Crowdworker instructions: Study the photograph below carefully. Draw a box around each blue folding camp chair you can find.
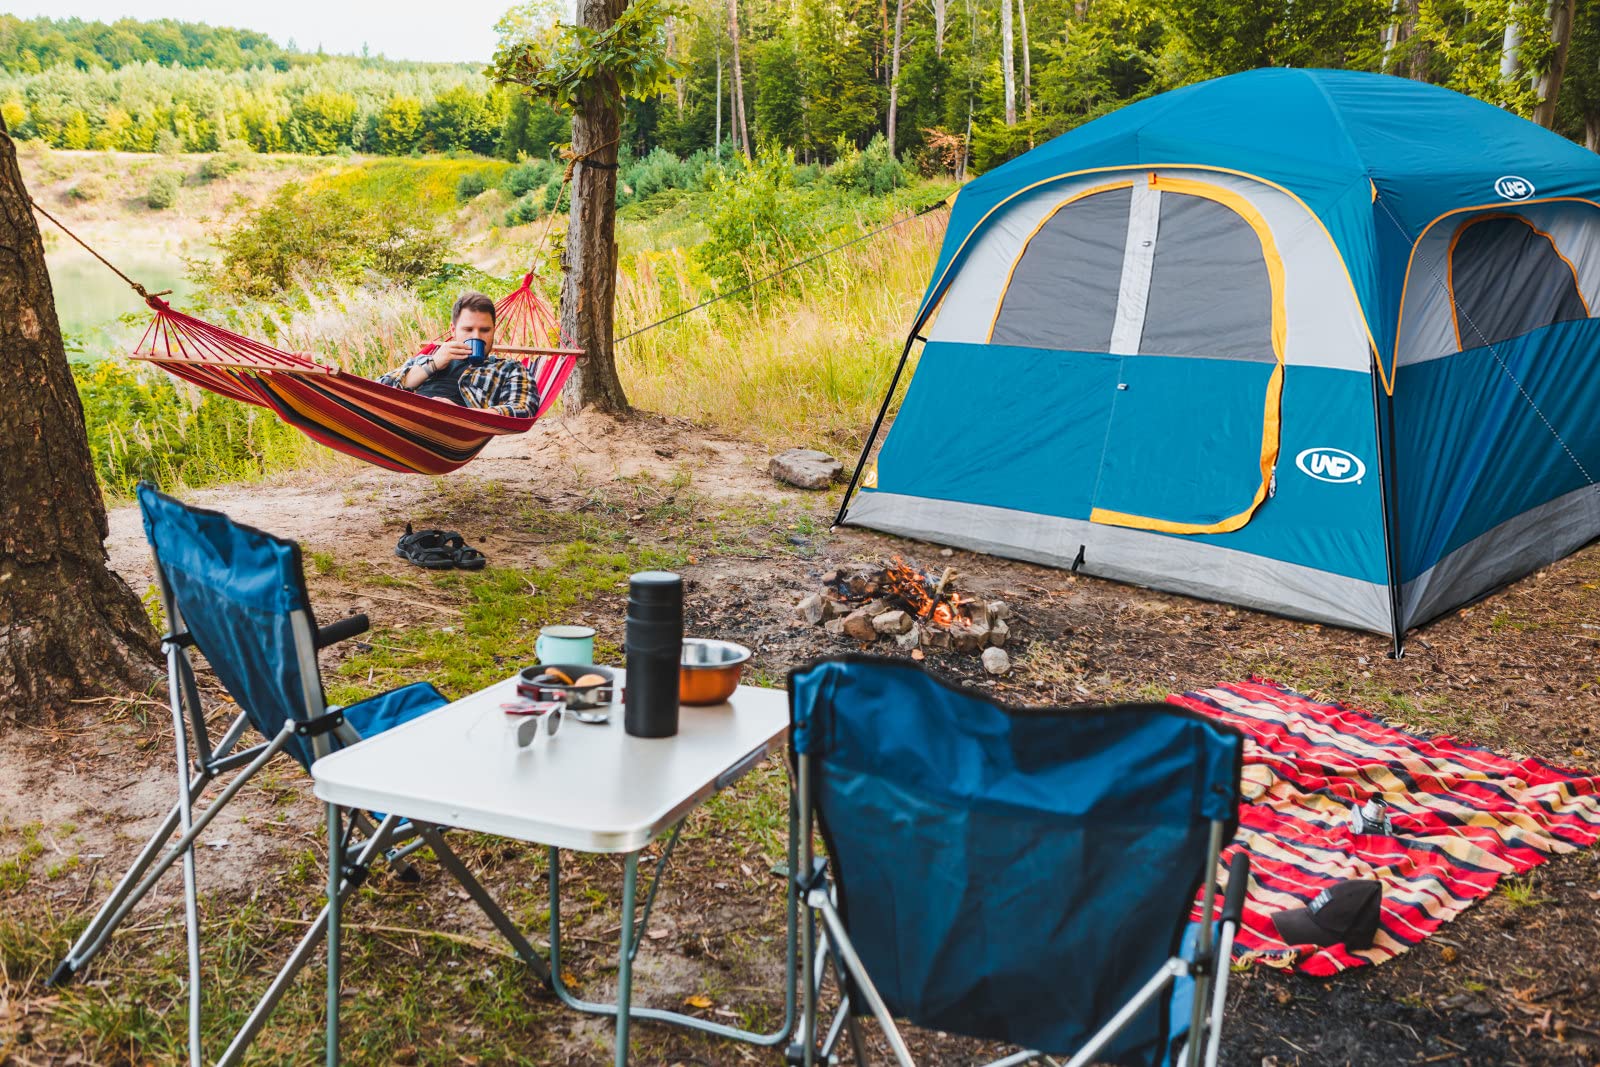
[786,657,1249,1067]
[48,484,547,1067]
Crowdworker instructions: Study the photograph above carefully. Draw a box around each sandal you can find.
[395,524,455,570]
[441,533,488,571]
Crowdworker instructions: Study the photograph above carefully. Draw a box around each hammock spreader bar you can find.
[131,275,581,476]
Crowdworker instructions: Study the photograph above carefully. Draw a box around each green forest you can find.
[4,1,1599,175]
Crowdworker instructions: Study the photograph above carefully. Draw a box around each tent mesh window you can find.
[1448,215,1589,350]
[1140,193,1274,360]
[990,185,1130,351]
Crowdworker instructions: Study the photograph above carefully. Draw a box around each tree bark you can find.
[1403,0,1428,80]
[1019,0,1032,115]
[1001,0,1017,126]
[560,0,631,414]
[933,0,946,57]
[0,117,159,721]
[1534,0,1576,127]
[727,0,751,157]
[1501,4,1523,80]
[887,0,907,150]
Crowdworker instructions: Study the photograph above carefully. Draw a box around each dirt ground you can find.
[5,411,1600,1066]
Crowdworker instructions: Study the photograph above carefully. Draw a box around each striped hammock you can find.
[131,275,581,476]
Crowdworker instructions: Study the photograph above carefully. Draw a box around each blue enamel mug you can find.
[465,337,488,365]
[536,625,595,666]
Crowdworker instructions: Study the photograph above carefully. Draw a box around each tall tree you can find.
[0,116,158,718]
[1534,0,1577,127]
[1001,0,1017,125]
[1019,0,1032,114]
[934,0,947,57]
[887,0,908,149]
[727,0,751,155]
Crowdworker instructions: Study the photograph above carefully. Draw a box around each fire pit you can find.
[794,557,1013,657]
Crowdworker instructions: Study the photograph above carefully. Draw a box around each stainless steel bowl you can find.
[679,638,752,706]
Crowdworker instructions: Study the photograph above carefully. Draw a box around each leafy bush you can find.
[456,169,490,202]
[541,175,569,215]
[65,176,105,201]
[198,140,253,181]
[825,134,905,196]
[502,159,555,198]
[697,145,820,297]
[212,181,449,297]
[503,193,544,227]
[145,171,181,209]
[155,129,182,156]
[617,147,702,206]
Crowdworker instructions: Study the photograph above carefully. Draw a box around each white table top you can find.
[311,671,790,853]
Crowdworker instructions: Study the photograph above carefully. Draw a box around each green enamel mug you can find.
[536,625,595,666]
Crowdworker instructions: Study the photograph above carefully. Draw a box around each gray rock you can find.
[991,600,1013,621]
[842,609,878,642]
[795,593,826,625]
[895,625,921,650]
[820,597,848,621]
[922,626,951,650]
[769,448,843,490]
[862,598,893,618]
[988,618,1010,648]
[873,609,913,635]
[982,647,1012,675]
[823,617,848,637]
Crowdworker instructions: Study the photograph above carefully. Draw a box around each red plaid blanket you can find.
[1173,678,1600,976]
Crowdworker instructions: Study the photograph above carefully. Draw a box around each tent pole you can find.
[834,331,921,528]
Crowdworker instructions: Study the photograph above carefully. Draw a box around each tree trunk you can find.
[1587,112,1600,151]
[560,0,631,415]
[1534,0,1576,127]
[1501,3,1523,80]
[1001,0,1017,126]
[0,118,159,721]
[887,0,907,150]
[727,0,751,157]
[667,16,684,117]
[1403,0,1429,80]
[1381,0,1400,71]
[933,0,946,57]
[715,38,723,155]
[1019,0,1032,115]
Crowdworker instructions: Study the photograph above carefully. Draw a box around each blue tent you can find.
[838,69,1600,645]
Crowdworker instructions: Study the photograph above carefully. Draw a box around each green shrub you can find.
[146,171,181,209]
[155,129,182,156]
[503,193,544,227]
[455,169,490,202]
[825,134,905,196]
[540,175,569,215]
[697,145,819,297]
[65,175,105,201]
[212,181,449,297]
[502,159,555,198]
[198,140,253,182]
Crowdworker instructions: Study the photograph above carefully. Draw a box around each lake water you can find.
[45,251,201,362]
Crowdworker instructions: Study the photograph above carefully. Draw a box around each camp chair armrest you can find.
[1220,853,1250,927]
[315,614,369,650]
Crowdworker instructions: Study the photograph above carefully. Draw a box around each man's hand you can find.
[401,343,471,390]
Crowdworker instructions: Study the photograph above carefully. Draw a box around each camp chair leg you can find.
[1059,958,1186,1067]
[1184,821,1226,1067]
[415,824,549,983]
[213,812,406,1067]
[810,891,917,1067]
[168,637,205,1067]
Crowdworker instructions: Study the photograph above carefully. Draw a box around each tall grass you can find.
[615,206,946,451]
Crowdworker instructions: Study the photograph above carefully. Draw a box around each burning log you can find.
[800,556,1016,660]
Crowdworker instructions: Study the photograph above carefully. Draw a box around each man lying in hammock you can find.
[379,291,538,418]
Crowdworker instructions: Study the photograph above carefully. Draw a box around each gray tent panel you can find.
[1140,193,1275,361]
[990,186,1130,351]
[845,491,1394,634]
[1450,216,1588,350]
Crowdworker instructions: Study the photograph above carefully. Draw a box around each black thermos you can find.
[625,571,683,738]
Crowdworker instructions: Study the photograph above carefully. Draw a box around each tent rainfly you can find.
[838,69,1600,649]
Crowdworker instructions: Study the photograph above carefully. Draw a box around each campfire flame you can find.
[880,556,971,628]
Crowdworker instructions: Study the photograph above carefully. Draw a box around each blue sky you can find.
[4,2,517,63]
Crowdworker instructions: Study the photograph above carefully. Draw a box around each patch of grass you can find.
[1500,876,1553,909]
[0,823,45,894]
[328,540,681,702]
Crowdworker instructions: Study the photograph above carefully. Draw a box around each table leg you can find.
[325,802,340,1067]
[615,851,638,1067]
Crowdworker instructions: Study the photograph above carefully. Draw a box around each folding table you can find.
[310,671,796,1066]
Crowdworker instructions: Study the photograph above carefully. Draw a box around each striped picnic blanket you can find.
[1173,678,1600,976]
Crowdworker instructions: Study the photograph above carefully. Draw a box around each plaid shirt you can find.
[379,352,539,419]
